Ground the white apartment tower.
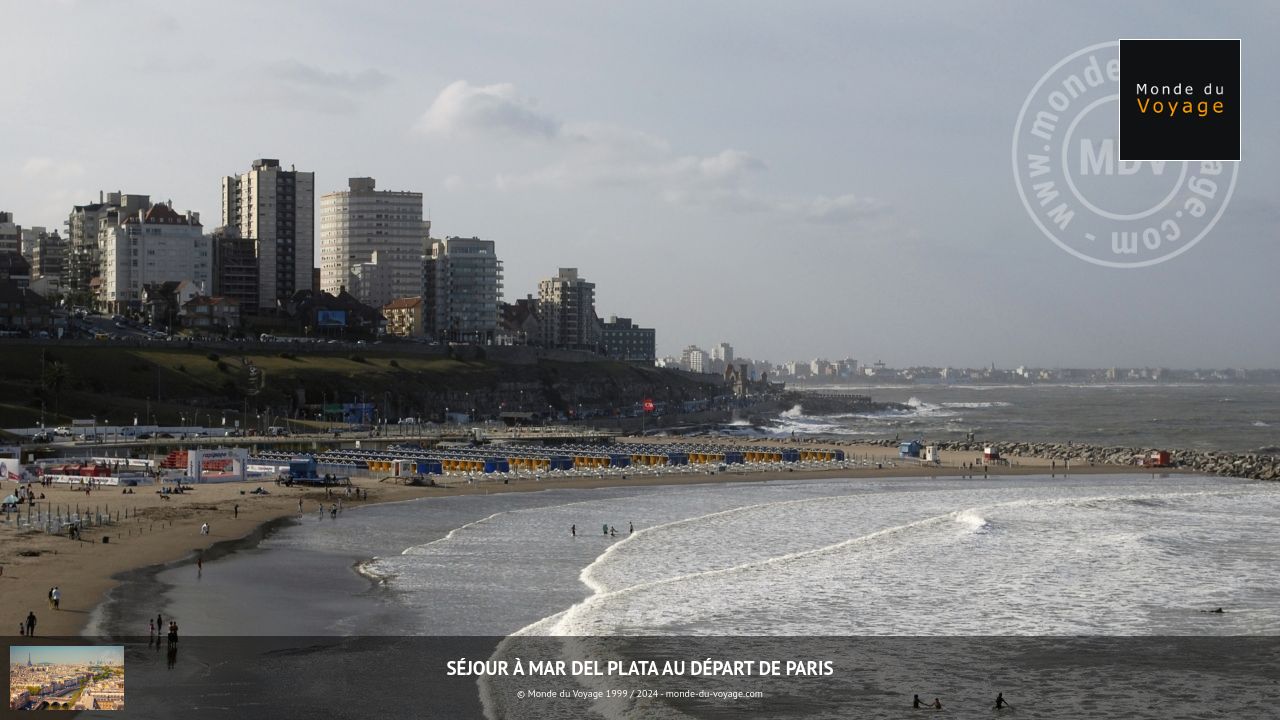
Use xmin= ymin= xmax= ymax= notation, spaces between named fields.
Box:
xmin=221 ymin=159 xmax=314 ymax=311
xmin=319 ymin=177 xmax=427 ymax=309
xmin=99 ymin=203 xmax=211 ymax=313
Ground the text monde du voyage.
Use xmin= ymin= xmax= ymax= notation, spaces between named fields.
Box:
xmin=1134 ymin=83 xmax=1228 ymax=118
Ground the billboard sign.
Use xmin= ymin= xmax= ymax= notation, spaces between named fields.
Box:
xmin=0 ymin=446 xmax=21 ymax=481
xmin=316 ymin=310 xmax=347 ymax=328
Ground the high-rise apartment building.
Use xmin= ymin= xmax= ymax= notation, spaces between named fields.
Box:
xmin=0 ymin=212 xmax=20 ymax=254
xmin=423 ymin=236 xmax=503 ymax=343
xmin=711 ymin=342 xmax=734 ymax=364
xmin=66 ymin=192 xmax=152 ymax=297
xmin=99 ymin=203 xmax=211 ymax=313
xmin=221 ymin=159 xmax=314 ymax=312
xmin=210 ymin=226 xmax=260 ymax=311
xmin=24 ymin=227 xmax=65 ymax=282
xmin=319 ymin=177 xmax=426 ymax=309
xmin=537 ymin=267 xmax=598 ymax=350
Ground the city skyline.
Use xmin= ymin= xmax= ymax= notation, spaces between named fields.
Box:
xmin=2 ymin=2 xmax=1278 ymax=367
xmin=9 ymin=646 xmax=123 ymax=667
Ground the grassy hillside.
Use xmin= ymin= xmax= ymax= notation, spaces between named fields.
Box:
xmin=0 ymin=343 xmax=716 ymax=428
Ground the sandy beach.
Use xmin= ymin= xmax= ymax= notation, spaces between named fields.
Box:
xmin=0 ymin=437 xmax=1170 ymax=638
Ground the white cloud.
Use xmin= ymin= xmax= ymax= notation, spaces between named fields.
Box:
xmin=421 ymin=79 xmax=888 ymax=227
xmin=417 ymin=80 xmax=560 ymax=139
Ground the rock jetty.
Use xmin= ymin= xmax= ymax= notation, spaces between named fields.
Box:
xmin=865 ymin=439 xmax=1280 ymax=481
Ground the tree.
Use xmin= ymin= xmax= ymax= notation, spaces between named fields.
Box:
xmin=41 ymin=360 xmax=71 ymax=421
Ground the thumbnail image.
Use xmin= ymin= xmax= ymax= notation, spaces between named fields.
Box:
xmin=9 ymin=646 xmax=124 ymax=711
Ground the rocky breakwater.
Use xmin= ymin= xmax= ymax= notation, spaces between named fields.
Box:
xmin=781 ymin=391 xmax=907 ymax=416
xmin=865 ymin=439 xmax=1280 ymax=481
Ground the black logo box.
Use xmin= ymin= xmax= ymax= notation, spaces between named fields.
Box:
xmin=1119 ymin=38 xmax=1241 ymax=161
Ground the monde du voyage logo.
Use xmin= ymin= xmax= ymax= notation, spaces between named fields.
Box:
xmin=1012 ymin=40 xmax=1240 ymax=268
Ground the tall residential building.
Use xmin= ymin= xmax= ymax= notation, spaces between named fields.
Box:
xmin=600 ymin=316 xmax=656 ymax=363
xmin=319 ymin=177 xmax=426 ymax=309
xmin=537 ymin=267 xmax=598 ymax=350
xmin=99 ymin=203 xmax=211 ymax=313
xmin=221 ymin=159 xmax=314 ymax=312
xmin=423 ymin=236 xmax=503 ymax=343
xmin=25 ymin=228 xmax=66 ymax=287
xmin=210 ymin=226 xmax=260 ymax=311
xmin=0 ymin=212 xmax=21 ymax=254
xmin=66 ymin=192 xmax=152 ymax=296
xmin=711 ymin=342 xmax=734 ymax=364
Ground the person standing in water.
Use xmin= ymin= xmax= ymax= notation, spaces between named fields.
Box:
xmin=930 ymin=698 xmax=942 ymax=709
xmin=571 ymin=524 xmax=576 ymax=538
xmin=913 ymin=694 xmax=924 ymax=708
xmin=995 ymin=692 xmax=1010 ymax=710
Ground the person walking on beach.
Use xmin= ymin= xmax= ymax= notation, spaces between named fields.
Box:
xmin=25 ymin=611 xmax=36 ymax=637
xmin=994 ymin=692 xmax=1010 ymax=710
xmin=200 ymin=522 xmax=209 ymax=535
xmin=197 ymin=556 xmax=203 ymax=573
xmin=298 ymin=499 xmax=303 ymax=514
xmin=149 ymin=619 xmax=155 ymax=637
xmin=234 ymin=504 xmax=239 ymax=518
xmin=51 ymin=586 xmax=60 ymax=610
xmin=47 ymin=587 xmax=54 ymax=609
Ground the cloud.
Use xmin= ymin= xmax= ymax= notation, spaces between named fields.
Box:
xmin=417 ymin=80 xmax=560 ymax=139
xmin=421 ymin=79 xmax=889 ymax=227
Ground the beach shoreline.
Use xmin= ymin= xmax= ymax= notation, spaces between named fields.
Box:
xmin=1 ymin=437 xmax=1188 ymax=639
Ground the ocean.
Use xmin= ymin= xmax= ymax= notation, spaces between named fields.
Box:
xmin=756 ymin=383 xmax=1280 ymax=452
xmin=101 ymin=473 xmax=1280 ymax=638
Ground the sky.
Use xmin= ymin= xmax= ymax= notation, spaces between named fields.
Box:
xmin=2 ymin=1 xmax=1277 ymax=368
xmin=10 ymin=645 xmax=123 ymax=666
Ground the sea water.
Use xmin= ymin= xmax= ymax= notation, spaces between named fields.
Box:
xmin=358 ymin=473 xmax=1280 ymax=637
